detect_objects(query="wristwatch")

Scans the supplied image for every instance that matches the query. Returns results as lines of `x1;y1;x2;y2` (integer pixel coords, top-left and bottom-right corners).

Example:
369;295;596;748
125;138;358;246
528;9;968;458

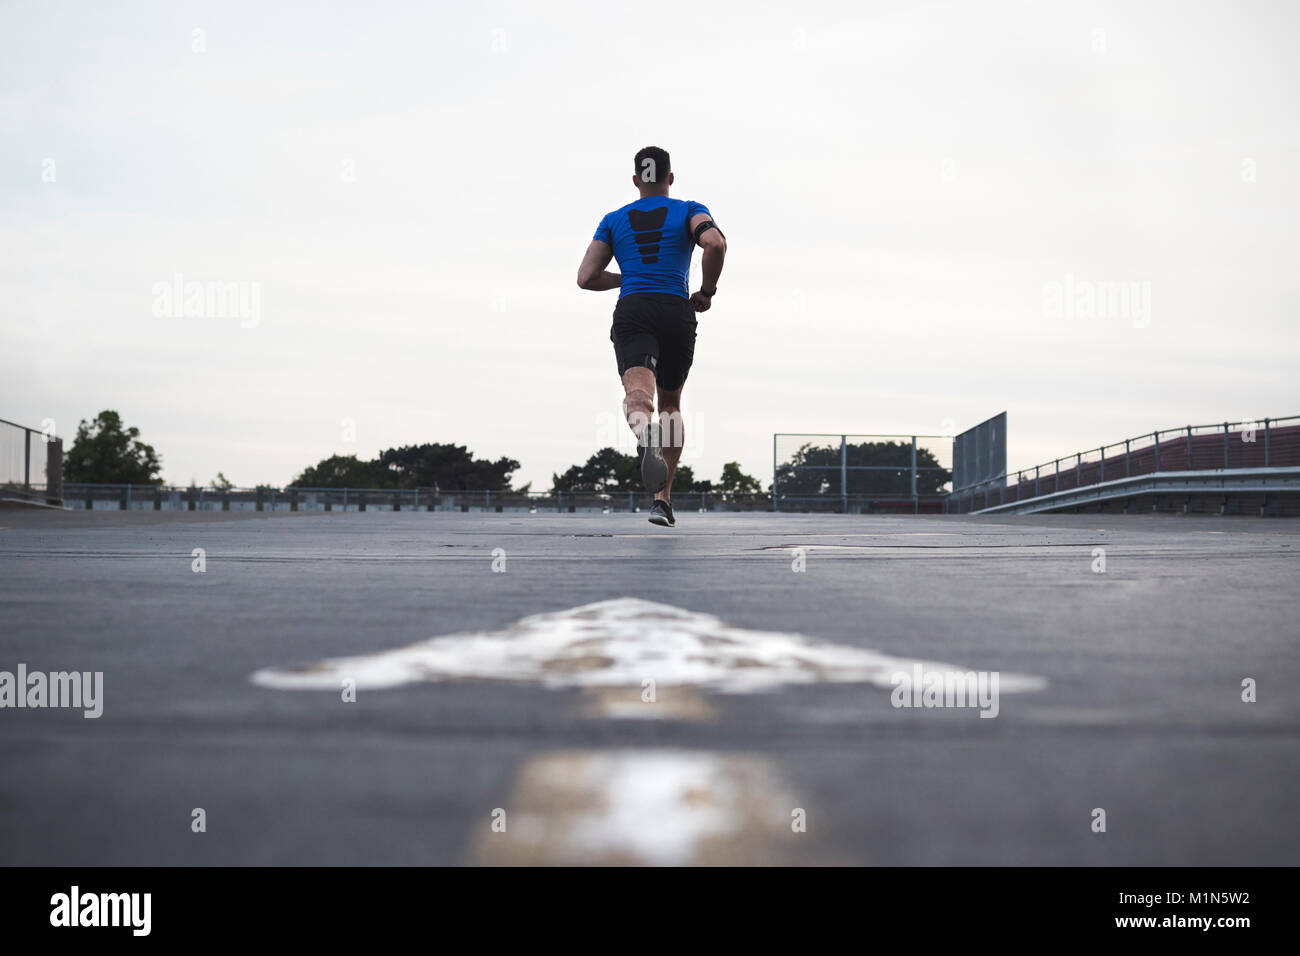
699;288;717;297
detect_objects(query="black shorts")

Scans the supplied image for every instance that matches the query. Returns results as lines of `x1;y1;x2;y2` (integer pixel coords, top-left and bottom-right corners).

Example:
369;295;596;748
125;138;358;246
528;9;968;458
609;292;698;391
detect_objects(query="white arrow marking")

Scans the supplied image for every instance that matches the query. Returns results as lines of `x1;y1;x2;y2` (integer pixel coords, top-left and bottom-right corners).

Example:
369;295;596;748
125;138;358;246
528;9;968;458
251;597;1046;695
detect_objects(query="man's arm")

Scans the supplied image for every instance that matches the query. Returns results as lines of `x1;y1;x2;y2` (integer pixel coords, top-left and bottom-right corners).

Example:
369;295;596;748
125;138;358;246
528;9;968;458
688;212;726;312
576;240;622;291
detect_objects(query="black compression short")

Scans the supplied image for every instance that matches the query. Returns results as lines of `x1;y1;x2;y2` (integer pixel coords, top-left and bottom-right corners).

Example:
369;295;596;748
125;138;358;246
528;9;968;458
609;292;698;391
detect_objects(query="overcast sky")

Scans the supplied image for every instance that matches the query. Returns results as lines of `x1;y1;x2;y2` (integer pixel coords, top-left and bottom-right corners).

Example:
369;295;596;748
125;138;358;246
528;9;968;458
2;0;1297;490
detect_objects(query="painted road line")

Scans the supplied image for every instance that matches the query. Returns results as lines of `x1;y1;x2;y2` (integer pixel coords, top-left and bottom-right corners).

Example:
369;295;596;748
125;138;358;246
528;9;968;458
472;749;825;866
581;686;715;721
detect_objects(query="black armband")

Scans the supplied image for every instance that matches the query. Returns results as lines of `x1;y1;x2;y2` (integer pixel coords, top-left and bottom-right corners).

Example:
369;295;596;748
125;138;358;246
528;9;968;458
693;220;724;243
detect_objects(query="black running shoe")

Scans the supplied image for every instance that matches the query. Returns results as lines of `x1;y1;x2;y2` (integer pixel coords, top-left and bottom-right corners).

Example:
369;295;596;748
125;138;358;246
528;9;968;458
638;422;668;494
648;498;675;527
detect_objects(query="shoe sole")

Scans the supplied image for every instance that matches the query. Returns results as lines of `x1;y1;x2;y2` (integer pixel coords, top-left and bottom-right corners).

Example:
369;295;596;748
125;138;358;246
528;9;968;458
647;513;675;527
640;424;669;493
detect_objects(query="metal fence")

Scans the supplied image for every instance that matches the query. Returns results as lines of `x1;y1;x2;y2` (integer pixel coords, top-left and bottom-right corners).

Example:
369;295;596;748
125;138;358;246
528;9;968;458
46;416;1298;517
772;433;953;513
62;484;775;513
952;412;1007;495
946;415;1300;513
0;417;63;505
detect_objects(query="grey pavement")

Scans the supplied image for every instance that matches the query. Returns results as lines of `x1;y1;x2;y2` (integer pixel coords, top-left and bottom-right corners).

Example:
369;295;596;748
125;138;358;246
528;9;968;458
0;508;1297;865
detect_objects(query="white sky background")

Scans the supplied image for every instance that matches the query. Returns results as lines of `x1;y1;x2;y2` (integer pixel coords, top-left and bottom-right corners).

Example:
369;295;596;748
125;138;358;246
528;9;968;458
1;0;1297;489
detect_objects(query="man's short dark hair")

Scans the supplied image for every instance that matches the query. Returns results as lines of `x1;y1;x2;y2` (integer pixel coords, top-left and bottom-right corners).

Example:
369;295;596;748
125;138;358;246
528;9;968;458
634;146;670;185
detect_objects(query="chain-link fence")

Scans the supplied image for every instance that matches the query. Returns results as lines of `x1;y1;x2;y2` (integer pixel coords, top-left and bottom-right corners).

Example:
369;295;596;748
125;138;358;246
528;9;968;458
772;433;952;513
1;417;62;504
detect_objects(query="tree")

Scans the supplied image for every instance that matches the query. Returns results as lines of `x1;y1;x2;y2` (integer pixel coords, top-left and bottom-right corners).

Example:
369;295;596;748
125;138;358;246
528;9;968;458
672;463;698;493
292;444;519;490
718;461;762;496
63;410;163;484
292;454;388;488
551;447;640;493
774;440;951;497
376;444;518;491
552;450;713;495
212;472;234;490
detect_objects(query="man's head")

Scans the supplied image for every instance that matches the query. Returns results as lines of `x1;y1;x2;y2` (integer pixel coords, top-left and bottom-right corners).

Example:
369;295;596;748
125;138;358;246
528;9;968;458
633;146;673;195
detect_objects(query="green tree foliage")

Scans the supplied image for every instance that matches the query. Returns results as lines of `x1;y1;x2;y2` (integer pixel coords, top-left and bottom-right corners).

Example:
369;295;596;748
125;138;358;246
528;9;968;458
378;444;519;490
549;450;732;495
718;461;762;495
63;410;163;484
775;441;950;496
672;463;697;492
551;447;640;493
292;454;387;488
552;449;713;494
294;444;519;490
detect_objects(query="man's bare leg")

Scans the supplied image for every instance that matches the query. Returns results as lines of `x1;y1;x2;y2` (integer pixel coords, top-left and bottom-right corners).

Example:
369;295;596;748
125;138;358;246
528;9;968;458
622;366;668;493
656;384;684;503
620;367;655;437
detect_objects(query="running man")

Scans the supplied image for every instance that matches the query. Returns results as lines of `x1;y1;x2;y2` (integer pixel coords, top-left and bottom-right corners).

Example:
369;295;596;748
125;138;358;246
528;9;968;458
576;145;727;527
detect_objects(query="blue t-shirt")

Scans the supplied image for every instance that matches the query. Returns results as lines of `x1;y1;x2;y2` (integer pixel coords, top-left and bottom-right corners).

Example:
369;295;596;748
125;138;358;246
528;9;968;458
593;196;712;298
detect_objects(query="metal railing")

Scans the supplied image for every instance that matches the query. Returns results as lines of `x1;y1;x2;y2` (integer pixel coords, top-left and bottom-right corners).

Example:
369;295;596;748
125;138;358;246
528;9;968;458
772;433;953;514
946;415;1300;514
62;484;777;513
1;417;63;505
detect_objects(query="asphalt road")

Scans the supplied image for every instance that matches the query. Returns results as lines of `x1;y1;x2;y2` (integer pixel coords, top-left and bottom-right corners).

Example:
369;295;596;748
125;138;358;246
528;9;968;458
1;508;1297;865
